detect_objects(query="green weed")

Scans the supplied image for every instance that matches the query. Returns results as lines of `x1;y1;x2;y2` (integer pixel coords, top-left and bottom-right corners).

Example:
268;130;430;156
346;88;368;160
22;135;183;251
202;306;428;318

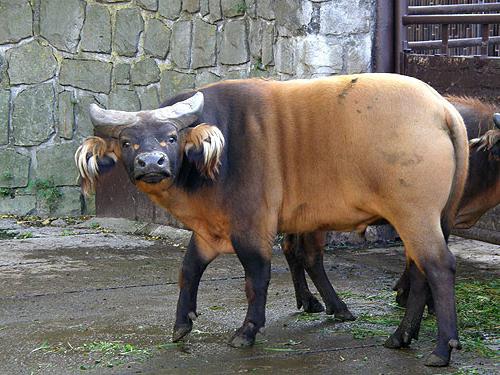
28;178;63;213
296;312;322;322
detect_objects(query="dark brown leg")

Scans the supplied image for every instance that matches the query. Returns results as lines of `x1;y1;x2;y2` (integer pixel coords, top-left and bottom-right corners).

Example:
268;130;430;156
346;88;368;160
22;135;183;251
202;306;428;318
228;234;271;348
385;262;428;348
283;234;324;313
172;235;217;342
301;232;355;321
423;251;461;367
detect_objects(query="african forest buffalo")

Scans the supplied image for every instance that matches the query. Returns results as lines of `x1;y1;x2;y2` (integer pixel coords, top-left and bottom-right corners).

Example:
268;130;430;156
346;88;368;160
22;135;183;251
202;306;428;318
75;74;468;367
285;96;500;319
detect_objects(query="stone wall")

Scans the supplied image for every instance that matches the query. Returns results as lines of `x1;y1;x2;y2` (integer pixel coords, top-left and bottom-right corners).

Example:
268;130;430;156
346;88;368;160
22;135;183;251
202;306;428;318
0;0;376;216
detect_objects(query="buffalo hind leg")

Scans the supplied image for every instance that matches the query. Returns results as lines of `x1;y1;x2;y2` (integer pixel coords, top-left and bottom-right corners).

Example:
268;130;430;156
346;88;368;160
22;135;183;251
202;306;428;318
390;226;460;367
301;232;355;321
283;234;324;313
228;234;271;348
172;235;217;342
385;262;428;349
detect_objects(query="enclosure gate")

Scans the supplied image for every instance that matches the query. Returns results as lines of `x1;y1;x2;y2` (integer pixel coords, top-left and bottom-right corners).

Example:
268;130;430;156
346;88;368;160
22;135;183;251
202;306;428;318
397;0;500;243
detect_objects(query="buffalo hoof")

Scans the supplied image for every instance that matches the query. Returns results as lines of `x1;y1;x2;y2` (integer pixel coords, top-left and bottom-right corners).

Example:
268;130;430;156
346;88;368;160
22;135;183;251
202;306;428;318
302;295;325;313
228;322;257;348
424;353;449;367
331;310;356;322
172;323;192;342
384;334;403;349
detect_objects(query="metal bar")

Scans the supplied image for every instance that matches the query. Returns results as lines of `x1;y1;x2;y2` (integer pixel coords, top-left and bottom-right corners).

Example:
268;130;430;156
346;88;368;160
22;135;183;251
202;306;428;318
442;24;449;55
408;3;500;15
403;14;500;25
374;0;395;72
482;24;490;57
395;0;409;73
408;35;500;49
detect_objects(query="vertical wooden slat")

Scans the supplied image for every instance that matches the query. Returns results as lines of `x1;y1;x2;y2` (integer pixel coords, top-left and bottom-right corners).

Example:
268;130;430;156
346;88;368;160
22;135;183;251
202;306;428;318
481;23;490;55
442;23;450;54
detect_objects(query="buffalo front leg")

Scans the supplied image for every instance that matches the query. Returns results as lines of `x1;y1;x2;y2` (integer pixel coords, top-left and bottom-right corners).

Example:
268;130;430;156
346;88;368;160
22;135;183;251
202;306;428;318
172;234;218;342
282;234;324;313
385;262;428;349
228;234;271;348
394;263;435;314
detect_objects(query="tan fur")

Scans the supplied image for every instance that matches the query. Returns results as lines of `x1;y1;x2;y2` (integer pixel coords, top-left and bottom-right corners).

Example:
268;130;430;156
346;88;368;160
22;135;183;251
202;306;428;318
74;136;119;196
184;124;225;180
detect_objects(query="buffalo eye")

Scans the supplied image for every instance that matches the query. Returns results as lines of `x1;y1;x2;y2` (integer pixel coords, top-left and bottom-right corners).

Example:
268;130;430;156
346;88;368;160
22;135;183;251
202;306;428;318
122;140;131;149
168;136;177;144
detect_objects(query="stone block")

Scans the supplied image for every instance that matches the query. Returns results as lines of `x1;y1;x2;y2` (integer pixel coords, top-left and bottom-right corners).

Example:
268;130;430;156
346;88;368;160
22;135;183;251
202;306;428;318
131;58;161;85
158;0;181;20
206;0;222;23
36;142;80;186
0;89;9;145
171;21;192;69
256;0;274;20
183;0;200;13
245;0;256;18
192;18;217;69
75;94;100;139
0;149;30;188
80;3;112;53
113;7;144;57
160;70;195;102
60;59;112;94
7;39;57;85
200;0;209;16
0;0;33;44
144;19;171;59
12;83;55;146
0;195;36;216
109;86;141;111
137;0;158;11
274;0;304;37
296;35;343;77
321;0;371;36
57;91;74;140
38;186;82;216
345;34;372;73
97;0;131;2
274;37;294;75
137;86;160;110
113;63;131;85
220;19;249;65
249;19;274;66
195;71;220;88
40;0;85;53
221;0;245;18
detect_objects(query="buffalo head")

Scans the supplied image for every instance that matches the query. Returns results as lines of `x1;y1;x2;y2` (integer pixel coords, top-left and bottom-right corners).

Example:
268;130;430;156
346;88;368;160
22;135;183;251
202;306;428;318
75;92;225;195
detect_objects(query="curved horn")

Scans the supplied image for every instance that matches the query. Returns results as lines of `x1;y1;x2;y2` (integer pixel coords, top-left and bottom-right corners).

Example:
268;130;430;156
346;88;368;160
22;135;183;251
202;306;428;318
493;113;500;129
151;92;204;130
89;104;140;138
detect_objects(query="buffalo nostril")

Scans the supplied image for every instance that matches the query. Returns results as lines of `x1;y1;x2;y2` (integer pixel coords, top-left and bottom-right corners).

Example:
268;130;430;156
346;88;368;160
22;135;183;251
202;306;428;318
137;158;146;167
158;156;165;166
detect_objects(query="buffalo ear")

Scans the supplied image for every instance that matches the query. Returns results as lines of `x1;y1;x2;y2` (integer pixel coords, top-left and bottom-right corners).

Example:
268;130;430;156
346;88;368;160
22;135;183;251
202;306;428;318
493;113;500;129
184;123;225;180
74;136;120;195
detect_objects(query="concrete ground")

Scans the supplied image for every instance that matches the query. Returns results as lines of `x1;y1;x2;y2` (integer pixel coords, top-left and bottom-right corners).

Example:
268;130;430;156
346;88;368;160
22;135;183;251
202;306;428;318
0;217;498;375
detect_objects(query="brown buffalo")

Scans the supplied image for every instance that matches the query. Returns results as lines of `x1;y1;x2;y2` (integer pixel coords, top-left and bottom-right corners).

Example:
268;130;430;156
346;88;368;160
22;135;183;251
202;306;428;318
75;74;468;367
287;96;500;319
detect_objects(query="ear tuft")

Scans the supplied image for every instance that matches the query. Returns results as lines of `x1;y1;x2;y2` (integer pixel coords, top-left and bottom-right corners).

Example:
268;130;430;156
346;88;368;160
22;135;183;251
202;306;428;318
184;124;225;180
74;136;118;195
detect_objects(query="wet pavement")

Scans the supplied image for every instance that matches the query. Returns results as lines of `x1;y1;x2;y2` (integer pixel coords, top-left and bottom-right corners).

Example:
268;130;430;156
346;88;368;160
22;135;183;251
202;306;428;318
0;217;498;374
